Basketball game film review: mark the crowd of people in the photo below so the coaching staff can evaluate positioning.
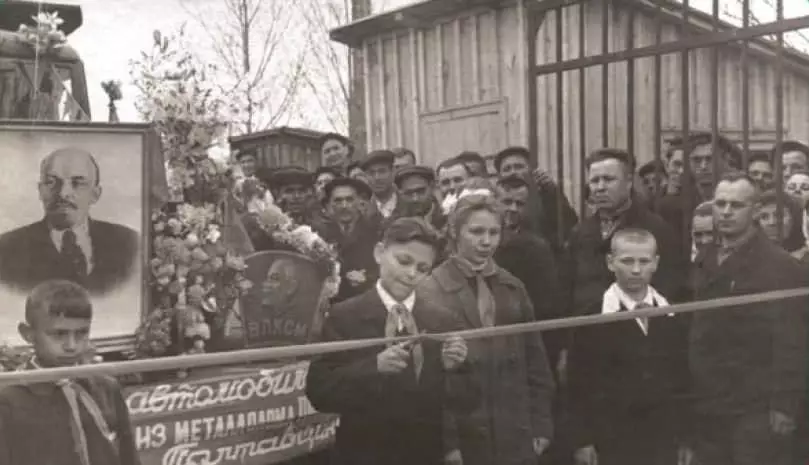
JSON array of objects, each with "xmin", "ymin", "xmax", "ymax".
[
  {"xmin": 0, "ymin": 129, "xmax": 806, "ymax": 465},
  {"xmin": 231, "ymin": 131, "xmax": 809, "ymax": 465}
]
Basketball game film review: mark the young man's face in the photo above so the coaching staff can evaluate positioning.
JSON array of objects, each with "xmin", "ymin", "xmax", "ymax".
[
  {"xmin": 666, "ymin": 150, "xmax": 685, "ymax": 193},
  {"xmin": 499, "ymin": 155, "xmax": 530, "ymax": 179},
  {"xmin": 641, "ymin": 172, "xmax": 666, "ymax": 197},
  {"xmin": 365, "ymin": 162, "xmax": 394, "ymax": 196},
  {"xmin": 757, "ymin": 203, "xmax": 793, "ymax": 243},
  {"xmin": 499, "ymin": 186, "xmax": 530, "ymax": 229},
  {"xmin": 374, "ymin": 240, "xmax": 436, "ymax": 301},
  {"xmin": 328, "ymin": 186, "xmax": 361, "ymax": 224},
  {"xmin": 321, "ymin": 139, "xmax": 351, "ymax": 171},
  {"xmin": 437, "ymin": 164, "xmax": 469, "ymax": 197},
  {"xmin": 278, "ymin": 184, "xmax": 312, "ymax": 215},
  {"xmin": 782, "ymin": 151, "xmax": 808, "ymax": 179},
  {"xmin": 398, "ymin": 176, "xmax": 433, "ymax": 215},
  {"xmin": 747, "ymin": 160, "xmax": 774, "ymax": 190},
  {"xmin": 786, "ymin": 173, "xmax": 809, "ymax": 207},
  {"xmin": 607, "ymin": 238, "xmax": 659, "ymax": 294},
  {"xmin": 689, "ymin": 144, "xmax": 723, "ymax": 189},
  {"xmin": 20, "ymin": 316, "xmax": 91, "ymax": 367}
]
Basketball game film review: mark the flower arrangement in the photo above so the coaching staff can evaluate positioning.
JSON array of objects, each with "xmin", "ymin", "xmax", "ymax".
[
  {"xmin": 131, "ymin": 28, "xmax": 250, "ymax": 358},
  {"xmin": 16, "ymin": 11, "xmax": 67, "ymax": 54},
  {"xmin": 252, "ymin": 203, "xmax": 341, "ymax": 300},
  {"xmin": 137, "ymin": 206, "xmax": 253, "ymax": 357},
  {"xmin": 130, "ymin": 27, "xmax": 339, "ymax": 361}
]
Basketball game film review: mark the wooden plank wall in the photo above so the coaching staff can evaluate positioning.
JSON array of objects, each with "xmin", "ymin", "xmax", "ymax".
[
  {"xmin": 363, "ymin": 3, "xmax": 527, "ymax": 168},
  {"xmin": 534, "ymin": 0, "xmax": 809, "ymax": 209}
]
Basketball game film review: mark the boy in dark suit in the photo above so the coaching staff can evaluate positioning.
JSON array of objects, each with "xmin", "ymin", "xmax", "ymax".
[
  {"xmin": 306, "ymin": 217, "xmax": 478, "ymax": 465},
  {"xmin": 568, "ymin": 228, "xmax": 690, "ymax": 465},
  {"xmin": 0, "ymin": 280, "xmax": 140, "ymax": 465}
]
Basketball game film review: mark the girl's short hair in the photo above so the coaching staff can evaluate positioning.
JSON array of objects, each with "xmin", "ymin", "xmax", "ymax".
[{"xmin": 447, "ymin": 193, "xmax": 502, "ymax": 242}]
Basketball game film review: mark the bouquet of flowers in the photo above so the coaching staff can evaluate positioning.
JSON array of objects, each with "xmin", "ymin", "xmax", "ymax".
[{"xmin": 136, "ymin": 206, "xmax": 253, "ymax": 357}]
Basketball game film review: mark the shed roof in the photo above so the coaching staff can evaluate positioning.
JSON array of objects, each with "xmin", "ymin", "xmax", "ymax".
[
  {"xmin": 229, "ymin": 126, "xmax": 327, "ymax": 144},
  {"xmin": 330, "ymin": 0, "xmax": 809, "ymax": 69}
]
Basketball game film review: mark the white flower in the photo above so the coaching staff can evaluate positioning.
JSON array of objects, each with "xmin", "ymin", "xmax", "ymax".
[
  {"xmin": 206, "ymin": 225, "xmax": 222, "ymax": 244},
  {"xmin": 441, "ymin": 192, "xmax": 459, "ymax": 216}
]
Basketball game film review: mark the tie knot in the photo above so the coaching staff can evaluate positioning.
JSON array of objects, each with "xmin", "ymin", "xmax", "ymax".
[
  {"xmin": 392, "ymin": 304, "xmax": 408, "ymax": 316},
  {"xmin": 63, "ymin": 229, "xmax": 77, "ymax": 243},
  {"xmin": 635, "ymin": 301, "xmax": 653, "ymax": 309}
]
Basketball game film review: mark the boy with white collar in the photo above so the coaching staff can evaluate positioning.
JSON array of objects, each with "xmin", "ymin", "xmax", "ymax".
[{"xmin": 568, "ymin": 228, "xmax": 690, "ymax": 465}]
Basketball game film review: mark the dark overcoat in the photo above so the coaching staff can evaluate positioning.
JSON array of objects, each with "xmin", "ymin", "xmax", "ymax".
[{"xmin": 417, "ymin": 259, "xmax": 556, "ymax": 465}]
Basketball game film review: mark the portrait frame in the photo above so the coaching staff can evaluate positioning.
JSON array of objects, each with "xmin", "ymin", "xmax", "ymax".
[{"xmin": 0, "ymin": 120, "xmax": 163, "ymax": 353}]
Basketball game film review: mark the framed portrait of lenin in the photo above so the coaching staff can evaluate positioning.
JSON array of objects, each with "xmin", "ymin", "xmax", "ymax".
[{"xmin": 0, "ymin": 121, "xmax": 160, "ymax": 352}]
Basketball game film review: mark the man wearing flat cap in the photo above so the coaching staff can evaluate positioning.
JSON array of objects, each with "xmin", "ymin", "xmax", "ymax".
[
  {"xmin": 361, "ymin": 150, "xmax": 399, "ymax": 221},
  {"xmin": 387, "ymin": 165, "xmax": 446, "ymax": 232},
  {"xmin": 270, "ymin": 166, "xmax": 316, "ymax": 226},
  {"xmin": 314, "ymin": 177, "xmax": 379, "ymax": 303},
  {"xmin": 494, "ymin": 146, "xmax": 579, "ymax": 254}
]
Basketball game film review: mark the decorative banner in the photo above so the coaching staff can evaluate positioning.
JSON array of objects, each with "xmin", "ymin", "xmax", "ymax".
[
  {"xmin": 239, "ymin": 251, "xmax": 327, "ymax": 348},
  {"xmin": 125, "ymin": 362, "xmax": 338, "ymax": 465}
]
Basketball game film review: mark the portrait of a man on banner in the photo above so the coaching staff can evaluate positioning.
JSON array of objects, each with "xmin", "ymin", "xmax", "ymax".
[{"xmin": 239, "ymin": 250, "xmax": 327, "ymax": 348}]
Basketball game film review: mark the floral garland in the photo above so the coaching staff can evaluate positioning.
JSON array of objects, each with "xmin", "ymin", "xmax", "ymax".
[{"xmin": 250, "ymin": 202, "xmax": 341, "ymax": 300}]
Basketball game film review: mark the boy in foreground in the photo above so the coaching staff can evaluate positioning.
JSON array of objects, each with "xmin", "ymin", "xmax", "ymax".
[
  {"xmin": 306, "ymin": 217, "xmax": 478, "ymax": 465},
  {"xmin": 0, "ymin": 280, "xmax": 140, "ymax": 465},
  {"xmin": 568, "ymin": 228, "xmax": 690, "ymax": 465}
]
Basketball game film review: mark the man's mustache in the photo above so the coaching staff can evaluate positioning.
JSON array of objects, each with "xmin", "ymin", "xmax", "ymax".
[{"xmin": 48, "ymin": 199, "xmax": 77, "ymax": 210}]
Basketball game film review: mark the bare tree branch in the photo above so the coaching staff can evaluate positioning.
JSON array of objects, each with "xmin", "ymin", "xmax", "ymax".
[{"xmin": 182, "ymin": 0, "xmax": 304, "ymax": 134}]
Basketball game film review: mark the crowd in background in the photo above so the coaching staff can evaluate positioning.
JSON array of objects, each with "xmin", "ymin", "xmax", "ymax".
[{"xmin": 231, "ymin": 131, "xmax": 809, "ymax": 465}]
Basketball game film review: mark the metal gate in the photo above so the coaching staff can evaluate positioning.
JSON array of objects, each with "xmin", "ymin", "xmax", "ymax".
[{"xmin": 525, "ymin": 0, "xmax": 808, "ymax": 242}]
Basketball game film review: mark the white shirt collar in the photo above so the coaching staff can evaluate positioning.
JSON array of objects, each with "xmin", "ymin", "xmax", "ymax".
[
  {"xmin": 375, "ymin": 192, "xmax": 398, "ymax": 218},
  {"xmin": 49, "ymin": 221, "xmax": 94, "ymax": 272},
  {"xmin": 601, "ymin": 283, "xmax": 670, "ymax": 334},
  {"xmin": 376, "ymin": 280, "xmax": 416, "ymax": 313}
]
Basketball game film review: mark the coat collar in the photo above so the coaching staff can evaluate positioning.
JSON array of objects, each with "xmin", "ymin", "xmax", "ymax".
[{"xmin": 431, "ymin": 258, "xmax": 522, "ymax": 327}]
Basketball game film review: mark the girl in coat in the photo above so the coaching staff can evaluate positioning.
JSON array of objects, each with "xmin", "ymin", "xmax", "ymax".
[{"xmin": 418, "ymin": 191, "xmax": 556, "ymax": 465}]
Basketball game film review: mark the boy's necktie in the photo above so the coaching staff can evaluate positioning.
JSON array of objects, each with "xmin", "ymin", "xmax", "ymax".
[
  {"xmin": 633, "ymin": 302, "xmax": 651, "ymax": 334},
  {"xmin": 58, "ymin": 379, "xmax": 117, "ymax": 465},
  {"xmin": 384, "ymin": 304, "xmax": 424, "ymax": 380}
]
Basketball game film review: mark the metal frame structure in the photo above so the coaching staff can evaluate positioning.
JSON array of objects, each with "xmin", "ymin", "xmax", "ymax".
[{"xmin": 524, "ymin": 0, "xmax": 803, "ymax": 242}]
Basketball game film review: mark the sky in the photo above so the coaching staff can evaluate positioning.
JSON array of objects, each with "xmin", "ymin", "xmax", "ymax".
[{"xmin": 33, "ymin": 0, "xmax": 809, "ymax": 130}]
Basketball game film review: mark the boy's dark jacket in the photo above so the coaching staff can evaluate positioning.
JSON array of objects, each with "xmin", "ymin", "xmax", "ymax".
[
  {"xmin": 0, "ymin": 374, "xmax": 140, "ymax": 465},
  {"xmin": 567, "ymin": 298, "xmax": 692, "ymax": 448},
  {"xmin": 306, "ymin": 288, "xmax": 480, "ymax": 465}
]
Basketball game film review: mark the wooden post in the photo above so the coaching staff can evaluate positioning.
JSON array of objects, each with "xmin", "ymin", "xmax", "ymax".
[{"xmin": 349, "ymin": 0, "xmax": 372, "ymax": 156}]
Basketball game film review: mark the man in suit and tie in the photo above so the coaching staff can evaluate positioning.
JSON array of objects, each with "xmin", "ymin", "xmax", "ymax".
[
  {"xmin": 0, "ymin": 147, "xmax": 139, "ymax": 295},
  {"xmin": 306, "ymin": 217, "xmax": 479, "ymax": 465},
  {"xmin": 568, "ymin": 228, "xmax": 691, "ymax": 465}
]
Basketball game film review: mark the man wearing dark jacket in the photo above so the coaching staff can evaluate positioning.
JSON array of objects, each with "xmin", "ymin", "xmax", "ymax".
[
  {"xmin": 565, "ymin": 148, "xmax": 686, "ymax": 317},
  {"xmin": 688, "ymin": 172, "xmax": 807, "ymax": 465}
]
